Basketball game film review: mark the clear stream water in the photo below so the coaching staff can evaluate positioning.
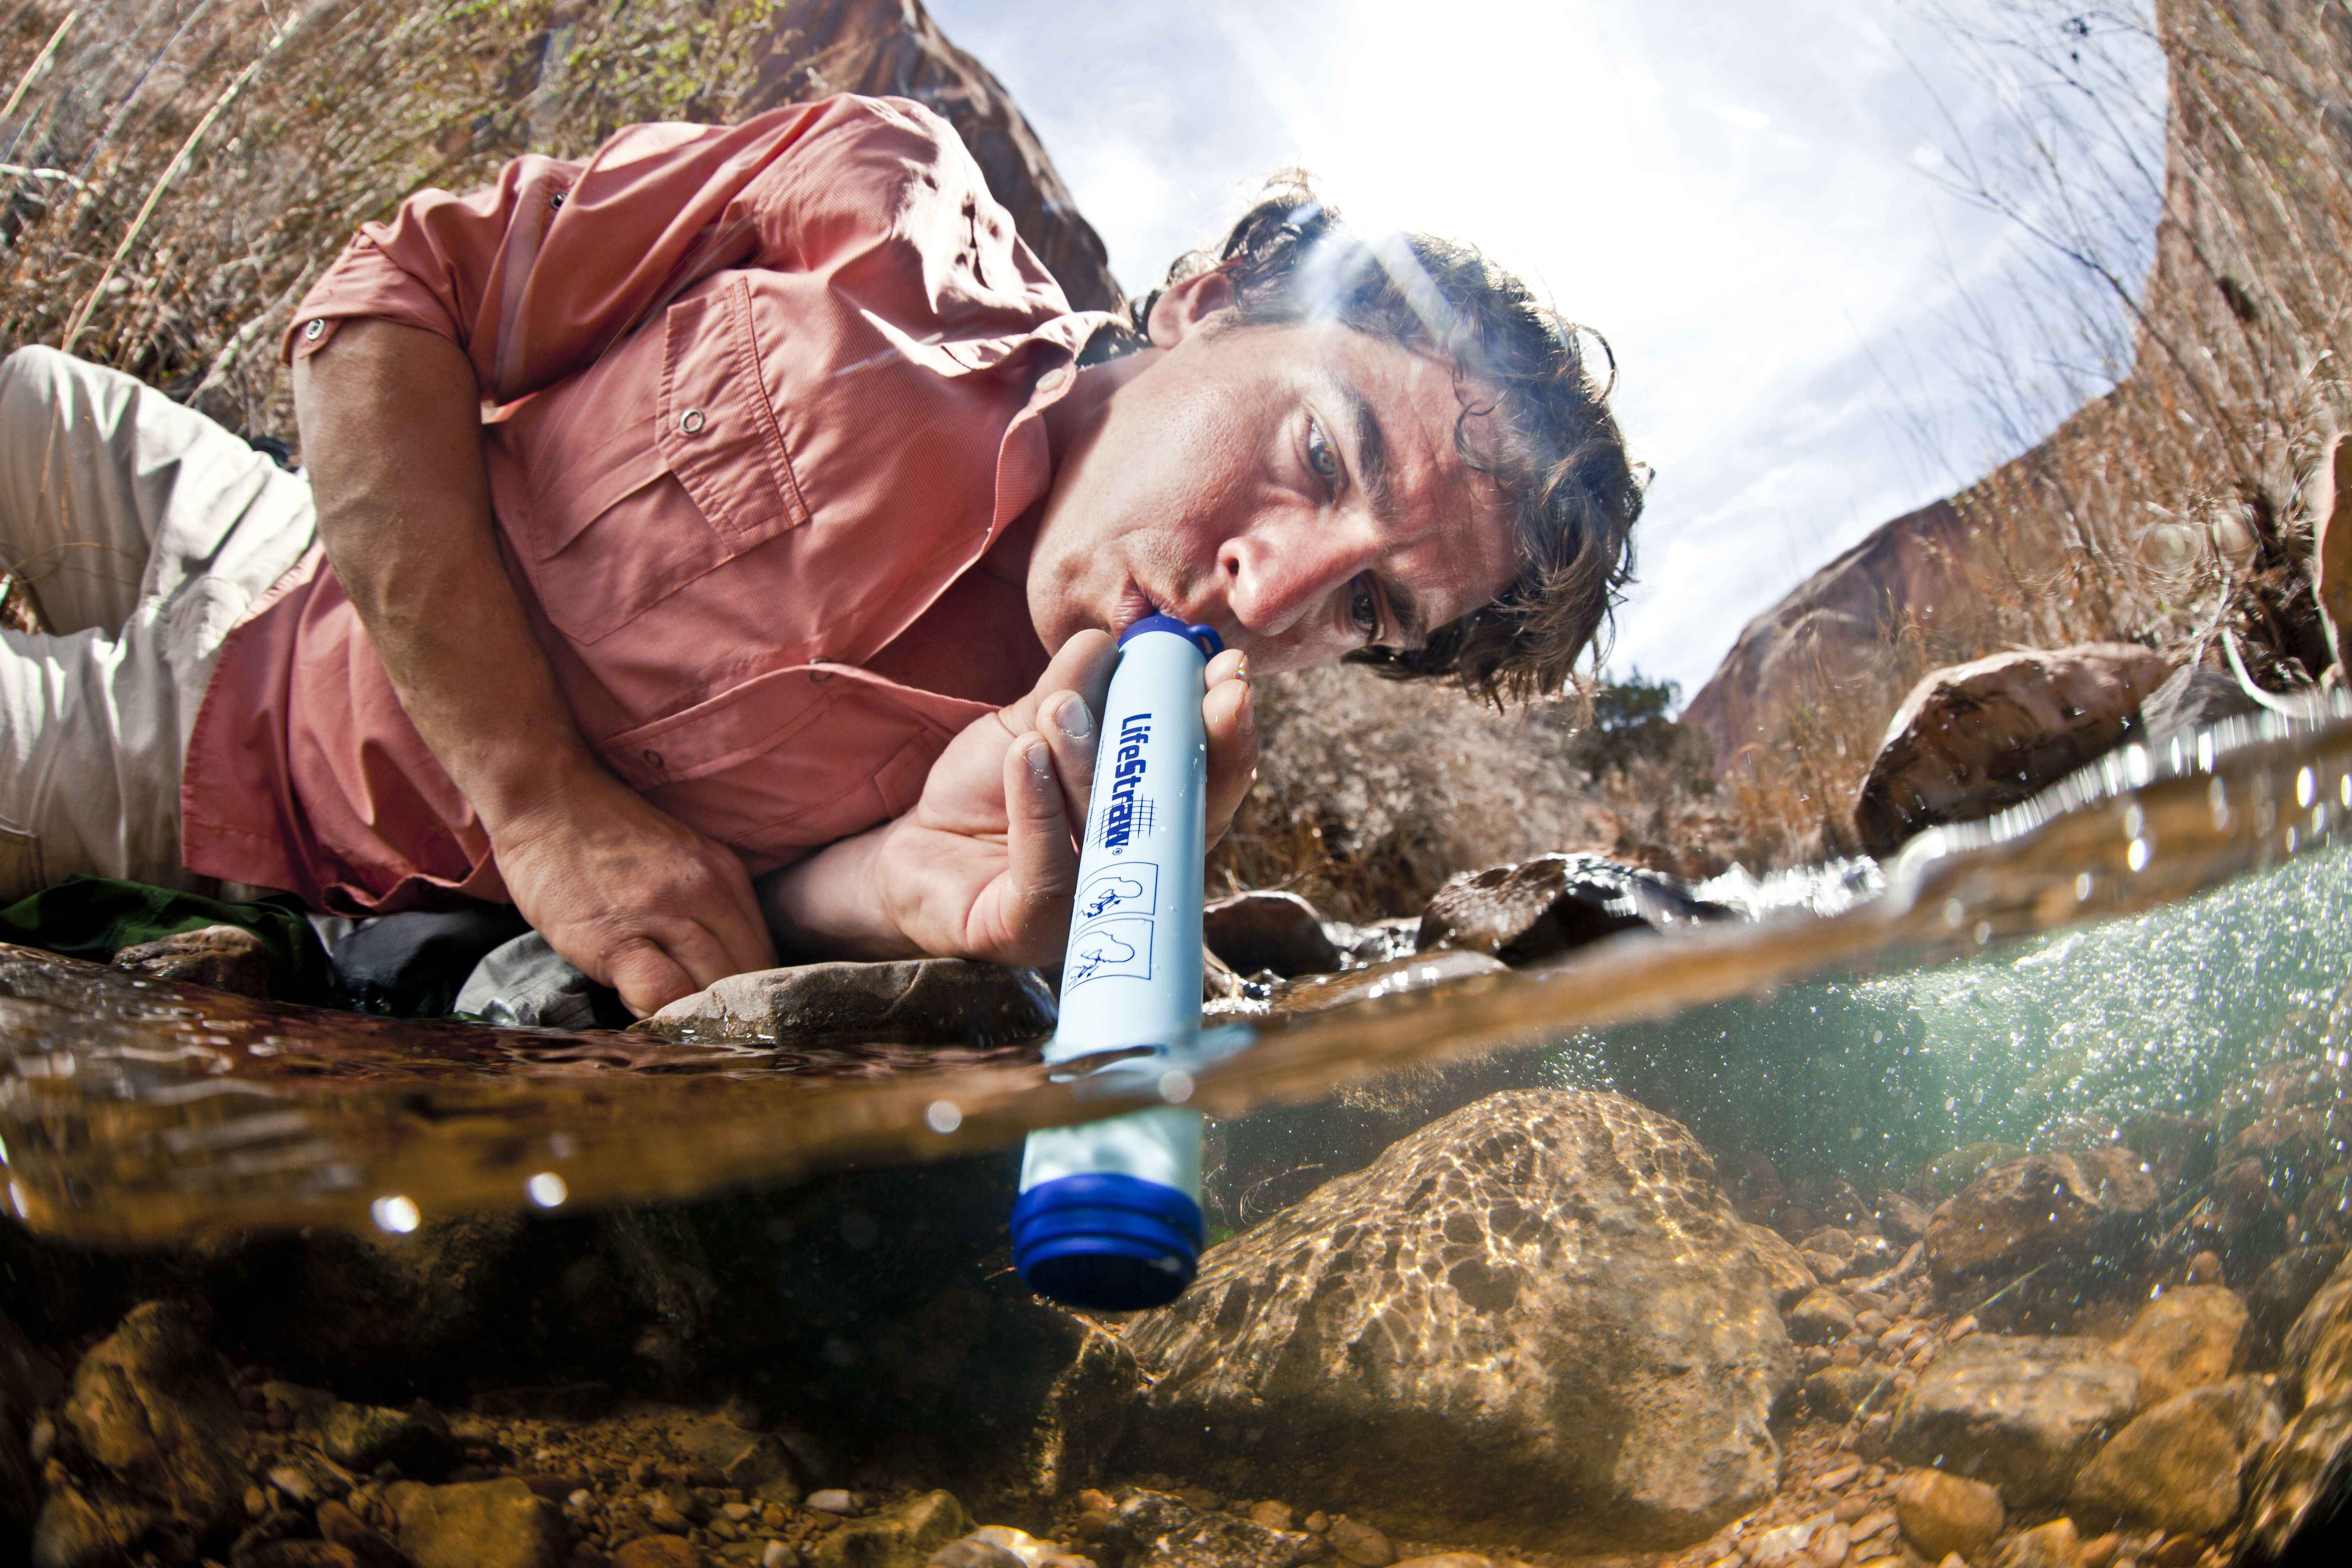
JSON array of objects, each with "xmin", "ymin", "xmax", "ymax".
[{"xmin": 3, "ymin": 703, "xmax": 2349, "ymax": 1252}]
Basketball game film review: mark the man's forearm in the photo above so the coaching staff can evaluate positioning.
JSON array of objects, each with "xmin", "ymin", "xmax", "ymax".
[
  {"xmin": 757, "ymin": 826, "xmax": 921, "ymax": 962},
  {"xmin": 291, "ymin": 319, "xmax": 600, "ymax": 830}
]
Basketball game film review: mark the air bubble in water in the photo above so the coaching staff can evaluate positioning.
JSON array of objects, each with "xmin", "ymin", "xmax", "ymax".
[
  {"xmin": 370, "ymin": 1196, "xmax": 420, "ymax": 1234},
  {"xmin": 2128, "ymin": 838, "xmax": 2151, "ymax": 872}
]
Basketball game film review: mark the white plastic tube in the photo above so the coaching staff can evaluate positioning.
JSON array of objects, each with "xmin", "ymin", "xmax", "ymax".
[{"xmin": 1010, "ymin": 614, "xmax": 1220, "ymax": 1309}]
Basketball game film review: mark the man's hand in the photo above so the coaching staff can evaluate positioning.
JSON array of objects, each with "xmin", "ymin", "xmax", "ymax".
[
  {"xmin": 296, "ymin": 319, "xmax": 774, "ymax": 1017},
  {"xmin": 489, "ymin": 762, "xmax": 775, "ymax": 1017},
  {"xmin": 761, "ymin": 634, "xmax": 1257, "ymax": 965}
]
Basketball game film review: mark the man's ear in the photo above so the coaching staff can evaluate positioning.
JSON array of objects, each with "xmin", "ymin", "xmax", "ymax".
[{"xmin": 1145, "ymin": 268, "xmax": 1237, "ymax": 348}]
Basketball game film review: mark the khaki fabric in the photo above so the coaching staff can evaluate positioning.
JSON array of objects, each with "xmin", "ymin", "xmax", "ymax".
[{"xmin": 0, "ymin": 346, "xmax": 316, "ymax": 903}]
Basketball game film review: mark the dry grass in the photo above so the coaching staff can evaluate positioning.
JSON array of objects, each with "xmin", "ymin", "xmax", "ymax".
[{"xmin": 0, "ymin": 0, "xmax": 791, "ymax": 438}]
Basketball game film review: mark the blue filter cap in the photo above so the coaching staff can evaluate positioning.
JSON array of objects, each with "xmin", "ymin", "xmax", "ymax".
[
  {"xmin": 1011, "ymin": 1171, "xmax": 1204, "ymax": 1310},
  {"xmin": 1117, "ymin": 614, "xmax": 1225, "ymax": 660}
]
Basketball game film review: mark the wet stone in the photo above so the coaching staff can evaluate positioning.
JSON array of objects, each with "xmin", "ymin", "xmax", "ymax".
[
  {"xmin": 1415, "ymin": 852, "xmax": 1732, "ymax": 966},
  {"xmin": 111, "ymin": 923, "xmax": 280, "ymax": 998},
  {"xmin": 927, "ymin": 1538, "xmax": 1024, "ymax": 1568},
  {"xmin": 2107, "ymin": 1286, "xmax": 2244, "ymax": 1410},
  {"xmin": 1849, "ymin": 643, "xmax": 2174, "ymax": 855},
  {"xmin": 1740, "ymin": 1222, "xmax": 1821, "ymax": 1308},
  {"xmin": 1878, "ymin": 1194, "xmax": 1934, "ymax": 1247},
  {"xmin": 39, "ymin": 1299, "xmax": 250, "ymax": 1563},
  {"xmin": 2244, "ymin": 1245, "xmax": 2347, "ymax": 1366},
  {"xmin": 1888, "ymin": 1334, "xmax": 2139, "ymax": 1506},
  {"xmin": 1789, "ymin": 1290, "xmax": 1858, "ymax": 1346},
  {"xmin": 385, "ymin": 1477, "xmax": 570, "ymax": 1568},
  {"xmin": 1994, "ymin": 1518, "xmax": 2081, "ymax": 1568},
  {"xmin": 637, "ymin": 960, "xmax": 1055, "ymax": 1045},
  {"xmin": 1327, "ymin": 1517, "xmax": 1394, "ymax": 1568},
  {"xmin": 2240, "ymin": 1247, "xmax": 2352, "ymax": 1559},
  {"xmin": 1203, "ymin": 892, "xmax": 1343, "ymax": 977},
  {"xmin": 2070, "ymin": 1375, "xmax": 2281, "ymax": 1536},
  {"xmin": 1806, "ymin": 1366, "xmax": 1896, "ymax": 1421},
  {"xmin": 1122, "ymin": 1090, "xmax": 1795, "ymax": 1551},
  {"xmin": 1924, "ymin": 1151, "xmax": 2157, "ymax": 1283},
  {"xmin": 614, "ymin": 1539, "xmax": 701, "ymax": 1568},
  {"xmin": 810, "ymin": 1490, "xmax": 970, "ymax": 1568},
  {"xmin": 675, "ymin": 1417, "xmax": 797, "ymax": 1503}
]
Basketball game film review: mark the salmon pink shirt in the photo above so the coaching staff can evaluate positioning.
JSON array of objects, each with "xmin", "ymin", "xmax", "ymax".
[{"xmin": 180, "ymin": 95, "xmax": 1108, "ymax": 914}]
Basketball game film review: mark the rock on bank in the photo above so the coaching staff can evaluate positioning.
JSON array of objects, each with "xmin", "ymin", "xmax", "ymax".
[{"xmin": 1120, "ymin": 1090, "xmax": 1796, "ymax": 1552}]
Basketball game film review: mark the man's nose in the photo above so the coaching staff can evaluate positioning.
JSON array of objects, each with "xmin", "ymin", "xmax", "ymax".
[{"xmin": 1219, "ymin": 521, "xmax": 1370, "ymax": 638}]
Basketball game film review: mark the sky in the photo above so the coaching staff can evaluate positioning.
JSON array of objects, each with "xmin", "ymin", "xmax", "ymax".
[{"xmin": 925, "ymin": 0, "xmax": 2166, "ymax": 697}]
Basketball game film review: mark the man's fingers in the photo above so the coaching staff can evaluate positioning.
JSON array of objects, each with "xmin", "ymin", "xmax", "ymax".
[
  {"xmin": 997, "ymin": 732, "xmax": 1079, "ymax": 960},
  {"xmin": 1040, "ymin": 690, "xmax": 1100, "ymax": 833},
  {"xmin": 605, "ymin": 936, "xmax": 700, "ymax": 1020},
  {"xmin": 1203, "ymin": 667, "xmax": 1258, "ymax": 845}
]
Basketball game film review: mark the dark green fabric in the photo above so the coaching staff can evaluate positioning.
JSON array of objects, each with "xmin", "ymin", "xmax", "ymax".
[{"xmin": 0, "ymin": 874, "xmax": 334, "ymax": 1003}]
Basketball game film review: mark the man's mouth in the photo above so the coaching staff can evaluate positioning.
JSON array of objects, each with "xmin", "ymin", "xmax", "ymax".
[{"xmin": 1113, "ymin": 576, "xmax": 1158, "ymax": 630}]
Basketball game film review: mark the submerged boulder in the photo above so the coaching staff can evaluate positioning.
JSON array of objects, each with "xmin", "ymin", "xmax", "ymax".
[
  {"xmin": 2069, "ymin": 1376, "xmax": 2280, "ymax": 1537},
  {"xmin": 1887, "ymin": 1334, "xmax": 2138, "ymax": 1505},
  {"xmin": 1415, "ymin": 853, "xmax": 1731, "ymax": 967},
  {"xmin": 637, "ymin": 959, "xmax": 1055, "ymax": 1044},
  {"xmin": 2241, "ymin": 1247, "xmax": 2352, "ymax": 1562},
  {"xmin": 1850, "ymin": 643, "xmax": 2174, "ymax": 856},
  {"xmin": 1122, "ymin": 1090, "xmax": 1795, "ymax": 1551},
  {"xmin": 2108, "ymin": 1285, "xmax": 2245, "ymax": 1409},
  {"xmin": 1924, "ymin": 1150, "xmax": 2156, "ymax": 1284},
  {"xmin": 34, "ymin": 1300, "xmax": 250, "ymax": 1565}
]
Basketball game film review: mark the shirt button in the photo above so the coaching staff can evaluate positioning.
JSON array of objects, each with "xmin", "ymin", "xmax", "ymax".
[
  {"xmin": 303, "ymin": 319, "xmax": 325, "ymax": 341},
  {"xmin": 549, "ymin": 190, "xmax": 566, "ymax": 210},
  {"xmin": 678, "ymin": 408, "xmax": 706, "ymax": 435},
  {"xmin": 641, "ymin": 748, "xmax": 663, "ymax": 769}
]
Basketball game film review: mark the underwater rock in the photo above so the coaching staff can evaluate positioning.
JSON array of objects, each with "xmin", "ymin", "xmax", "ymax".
[
  {"xmin": 614, "ymin": 1539, "xmax": 699, "ymax": 1568},
  {"xmin": 110, "ymin": 923, "xmax": 280, "ymax": 998},
  {"xmin": 2244, "ymin": 1246, "xmax": 2348, "ymax": 1367},
  {"xmin": 812, "ymin": 1491, "xmax": 972, "ymax": 1568},
  {"xmin": 1097, "ymin": 1491, "xmax": 1315, "ymax": 1568},
  {"xmin": 1414, "ymin": 852, "xmax": 1732, "ymax": 967},
  {"xmin": 2069, "ymin": 1377, "xmax": 2281, "ymax": 1536},
  {"xmin": 1891, "ymin": 1467, "xmax": 2003, "ymax": 1562},
  {"xmin": 1924, "ymin": 1151, "xmax": 2157, "ymax": 1284},
  {"xmin": 637, "ymin": 959, "xmax": 1055, "ymax": 1044},
  {"xmin": 384, "ymin": 1477, "xmax": 569, "ymax": 1568},
  {"xmin": 1203, "ymin": 892, "xmax": 1343, "ymax": 977},
  {"xmin": 36, "ymin": 1299, "xmax": 250, "ymax": 1563},
  {"xmin": 1849, "ymin": 643, "xmax": 2174, "ymax": 856},
  {"xmin": 1888, "ymin": 1334, "xmax": 2139, "ymax": 1506},
  {"xmin": 1993, "ymin": 1517, "xmax": 2082, "ymax": 1568},
  {"xmin": 1326, "ymin": 1517, "xmax": 1394, "ymax": 1568},
  {"xmin": 675, "ymin": 1416, "xmax": 798, "ymax": 1501},
  {"xmin": 1878, "ymin": 1194, "xmax": 1934, "ymax": 1247},
  {"xmin": 2182, "ymin": 1158, "xmax": 2293, "ymax": 1278},
  {"xmin": 1790, "ymin": 1289, "xmax": 1860, "ymax": 1346},
  {"xmin": 1121, "ymin": 1089, "xmax": 1795, "ymax": 1551},
  {"xmin": 2109, "ymin": 1286, "xmax": 2246, "ymax": 1410},
  {"xmin": 1739, "ymin": 1222, "xmax": 1822, "ymax": 1308},
  {"xmin": 2118, "ymin": 1112, "xmax": 2218, "ymax": 1197},
  {"xmin": 2239, "ymin": 1247, "xmax": 2352, "ymax": 1563},
  {"xmin": 1807, "ymin": 1366, "xmax": 1897, "ymax": 1421},
  {"xmin": 317, "ymin": 1400, "xmax": 462, "ymax": 1478}
]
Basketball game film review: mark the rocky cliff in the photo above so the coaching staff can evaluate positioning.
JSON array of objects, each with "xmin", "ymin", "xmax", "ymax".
[
  {"xmin": 742, "ymin": 0, "xmax": 1121, "ymax": 314},
  {"xmin": 1684, "ymin": 0, "xmax": 2350, "ymax": 800}
]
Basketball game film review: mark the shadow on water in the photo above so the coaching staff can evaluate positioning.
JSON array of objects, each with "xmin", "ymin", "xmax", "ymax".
[{"xmin": 6, "ymin": 703, "xmax": 2352, "ymax": 1246}]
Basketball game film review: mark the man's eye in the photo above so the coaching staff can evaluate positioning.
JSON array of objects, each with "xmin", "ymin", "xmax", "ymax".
[
  {"xmin": 1306, "ymin": 416, "xmax": 1341, "ymax": 482},
  {"xmin": 1349, "ymin": 579, "xmax": 1381, "ymax": 639}
]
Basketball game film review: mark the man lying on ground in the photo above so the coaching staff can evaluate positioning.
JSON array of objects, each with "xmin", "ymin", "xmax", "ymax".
[{"xmin": 0, "ymin": 94, "xmax": 1643, "ymax": 1017}]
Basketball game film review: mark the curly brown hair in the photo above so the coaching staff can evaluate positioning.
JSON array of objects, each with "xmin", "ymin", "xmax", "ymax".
[{"xmin": 1113, "ymin": 175, "xmax": 1645, "ymax": 704}]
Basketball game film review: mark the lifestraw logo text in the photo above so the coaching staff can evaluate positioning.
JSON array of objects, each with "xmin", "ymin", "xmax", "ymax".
[{"xmin": 1100, "ymin": 714, "xmax": 1152, "ymax": 850}]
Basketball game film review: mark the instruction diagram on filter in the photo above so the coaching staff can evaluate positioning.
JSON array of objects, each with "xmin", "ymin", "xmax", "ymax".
[
  {"xmin": 1065, "ymin": 917, "xmax": 1153, "ymax": 989},
  {"xmin": 1076, "ymin": 862, "xmax": 1158, "ymax": 925}
]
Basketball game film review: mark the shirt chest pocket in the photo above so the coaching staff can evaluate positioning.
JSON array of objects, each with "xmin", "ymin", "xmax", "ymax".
[{"xmin": 516, "ymin": 274, "xmax": 811, "ymax": 645}]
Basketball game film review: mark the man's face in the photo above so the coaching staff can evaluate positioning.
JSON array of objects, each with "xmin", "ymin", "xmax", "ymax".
[{"xmin": 1025, "ymin": 294, "xmax": 1519, "ymax": 674}]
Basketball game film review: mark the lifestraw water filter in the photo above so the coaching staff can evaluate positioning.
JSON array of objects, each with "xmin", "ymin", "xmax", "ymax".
[{"xmin": 1010, "ymin": 613, "xmax": 1223, "ymax": 1310}]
